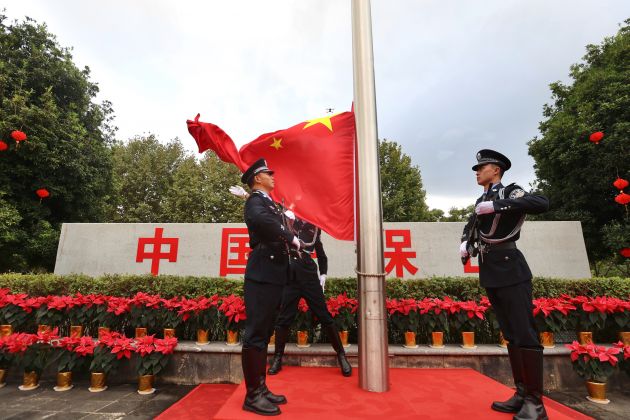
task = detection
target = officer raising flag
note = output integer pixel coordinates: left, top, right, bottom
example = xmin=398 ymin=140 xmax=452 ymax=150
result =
xmin=460 ymin=150 xmax=549 ymax=420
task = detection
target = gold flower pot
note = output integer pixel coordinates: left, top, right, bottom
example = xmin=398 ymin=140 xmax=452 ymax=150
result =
xmin=296 ymin=330 xmax=310 ymax=348
xmin=404 ymin=331 xmax=418 ymax=349
xmin=461 ymin=331 xmax=476 ymax=349
xmin=135 ymin=327 xmax=147 ymax=338
xmin=37 ymin=324 xmax=51 ymax=334
xmin=196 ymin=329 xmax=209 ymax=345
xmin=578 ymin=331 xmax=593 ymax=345
xmin=0 ymin=324 xmax=12 ymax=337
xmin=269 ymin=332 xmax=276 ymax=346
xmin=54 ymin=371 xmax=74 ymax=392
xmin=498 ymin=332 xmax=509 ymax=348
xmin=98 ymin=327 xmax=111 ymax=340
xmin=539 ymin=332 xmax=555 ymax=348
xmin=619 ymin=331 xmax=630 ymax=346
xmin=226 ymin=330 xmax=239 ymax=346
xmin=163 ymin=328 xmax=176 ymax=338
xmin=89 ymin=372 xmax=107 ymax=392
xmin=70 ymin=325 xmax=84 ymax=338
xmin=137 ymin=374 xmax=156 ymax=395
xmin=0 ymin=368 xmax=7 ymax=389
xmin=586 ymin=381 xmax=609 ymax=404
xmin=339 ymin=330 xmax=350 ymax=348
xmin=430 ymin=331 xmax=444 ymax=348
xmin=19 ymin=371 xmax=39 ymax=391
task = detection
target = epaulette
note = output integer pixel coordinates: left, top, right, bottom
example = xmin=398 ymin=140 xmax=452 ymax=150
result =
xmin=501 ymin=183 xmax=526 ymax=199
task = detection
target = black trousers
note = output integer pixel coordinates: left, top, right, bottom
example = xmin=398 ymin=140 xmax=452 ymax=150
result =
xmin=242 ymin=279 xmax=284 ymax=350
xmin=485 ymin=281 xmax=542 ymax=349
xmin=276 ymin=258 xmax=334 ymax=328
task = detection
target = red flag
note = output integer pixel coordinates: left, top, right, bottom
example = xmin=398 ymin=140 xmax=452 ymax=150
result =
xmin=187 ymin=112 xmax=355 ymax=241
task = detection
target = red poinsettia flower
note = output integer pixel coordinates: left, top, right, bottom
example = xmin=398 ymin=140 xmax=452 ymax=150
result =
xmin=135 ymin=335 xmax=156 ymax=356
xmin=74 ymin=336 xmax=96 ymax=356
xmin=11 ymin=130 xmax=27 ymax=142
xmin=297 ymin=298 xmax=309 ymax=313
xmin=107 ymin=296 xmax=131 ymax=315
xmin=155 ymin=337 xmax=178 ymax=355
xmin=111 ymin=335 xmax=134 ymax=359
xmin=37 ymin=327 xmax=59 ymax=343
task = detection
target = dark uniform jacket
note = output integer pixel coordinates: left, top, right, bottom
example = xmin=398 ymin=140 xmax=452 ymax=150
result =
xmin=461 ymin=182 xmax=549 ymax=288
xmin=290 ymin=219 xmax=328 ymax=280
xmin=244 ymin=190 xmax=294 ymax=285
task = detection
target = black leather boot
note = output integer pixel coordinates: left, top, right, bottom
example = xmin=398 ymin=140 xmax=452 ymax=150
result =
xmin=492 ymin=344 xmax=526 ymax=413
xmin=267 ymin=327 xmax=288 ymax=375
xmin=259 ymin=344 xmax=287 ymax=405
xmin=514 ymin=348 xmax=548 ymax=420
xmin=242 ymin=346 xmax=281 ymax=416
xmin=325 ymin=324 xmax=352 ymax=377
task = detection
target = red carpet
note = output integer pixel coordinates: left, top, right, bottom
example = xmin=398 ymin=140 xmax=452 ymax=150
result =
xmin=156 ymin=383 xmax=238 ymax=420
xmin=159 ymin=368 xmax=592 ymax=420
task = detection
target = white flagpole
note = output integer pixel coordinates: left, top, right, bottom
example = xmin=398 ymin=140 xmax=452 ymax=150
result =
xmin=351 ymin=0 xmax=389 ymax=392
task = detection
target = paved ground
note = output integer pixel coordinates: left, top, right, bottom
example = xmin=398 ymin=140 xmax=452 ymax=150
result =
xmin=0 ymin=379 xmax=628 ymax=419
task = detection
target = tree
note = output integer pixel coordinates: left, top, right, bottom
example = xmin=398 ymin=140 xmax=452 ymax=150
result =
xmin=106 ymin=136 xmax=243 ymax=223
xmin=0 ymin=15 xmax=114 ymax=272
xmin=528 ymin=20 xmax=629 ymax=262
xmin=441 ymin=205 xmax=475 ymax=222
xmin=379 ymin=138 xmax=433 ymax=222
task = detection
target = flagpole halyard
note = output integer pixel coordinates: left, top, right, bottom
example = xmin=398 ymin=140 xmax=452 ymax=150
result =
xmin=351 ymin=0 xmax=390 ymax=392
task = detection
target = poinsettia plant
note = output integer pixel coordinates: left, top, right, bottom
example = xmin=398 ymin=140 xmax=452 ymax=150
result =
xmin=102 ymin=296 xmax=130 ymax=329
xmin=387 ymin=298 xmax=420 ymax=334
xmin=326 ymin=293 xmax=358 ymax=332
xmin=295 ymin=298 xmax=312 ymax=331
xmin=451 ymin=300 xmax=488 ymax=332
xmin=532 ymin=298 xmax=576 ymax=333
xmin=1 ymin=291 xmax=42 ymax=331
xmin=35 ymin=295 xmax=68 ymax=327
xmin=53 ymin=335 xmax=95 ymax=372
xmin=565 ymin=295 xmax=614 ymax=331
xmin=613 ymin=341 xmax=630 ymax=377
xmin=134 ymin=335 xmax=178 ymax=376
xmin=418 ymin=298 xmax=450 ymax=333
xmin=129 ymin=292 xmax=162 ymax=330
xmin=565 ymin=341 xmax=621 ymax=383
xmin=68 ymin=293 xmax=94 ymax=327
xmin=0 ymin=335 xmax=13 ymax=369
xmin=7 ymin=328 xmax=58 ymax=374
xmin=218 ymin=295 xmax=246 ymax=331
xmin=608 ymin=298 xmax=630 ymax=331
xmin=90 ymin=331 xmax=133 ymax=374
xmin=158 ymin=297 xmax=184 ymax=329
xmin=179 ymin=295 xmax=220 ymax=333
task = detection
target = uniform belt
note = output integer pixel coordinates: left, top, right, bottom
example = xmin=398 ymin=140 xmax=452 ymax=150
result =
xmin=256 ymin=242 xmax=287 ymax=254
xmin=481 ymin=241 xmax=516 ymax=252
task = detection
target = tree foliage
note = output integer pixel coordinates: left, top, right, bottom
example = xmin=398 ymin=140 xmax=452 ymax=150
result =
xmin=0 ymin=15 xmax=114 ymax=272
xmin=105 ymin=135 xmax=243 ymax=223
xmin=379 ymin=138 xmax=434 ymax=222
xmin=528 ymin=20 xmax=630 ymax=261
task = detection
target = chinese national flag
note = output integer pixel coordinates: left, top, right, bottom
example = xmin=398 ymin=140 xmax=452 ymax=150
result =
xmin=186 ymin=112 xmax=355 ymax=241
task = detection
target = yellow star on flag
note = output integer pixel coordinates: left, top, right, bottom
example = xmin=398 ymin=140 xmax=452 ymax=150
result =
xmin=303 ymin=113 xmax=339 ymax=132
xmin=270 ymin=137 xmax=283 ymax=150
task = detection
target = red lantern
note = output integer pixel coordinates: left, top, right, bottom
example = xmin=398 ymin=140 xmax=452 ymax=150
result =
xmin=620 ymin=248 xmax=630 ymax=258
xmin=36 ymin=188 xmax=50 ymax=199
xmin=615 ymin=192 xmax=630 ymax=205
xmin=589 ymin=131 xmax=604 ymax=144
xmin=0 ymin=141 xmax=7 ymax=151
xmin=11 ymin=130 xmax=27 ymax=142
xmin=613 ymin=178 xmax=629 ymax=191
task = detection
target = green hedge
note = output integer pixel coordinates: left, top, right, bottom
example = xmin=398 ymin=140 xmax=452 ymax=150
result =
xmin=1 ymin=274 xmax=628 ymax=299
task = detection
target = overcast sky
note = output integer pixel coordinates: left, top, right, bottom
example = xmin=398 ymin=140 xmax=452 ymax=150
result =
xmin=3 ymin=1 xmax=628 ymax=212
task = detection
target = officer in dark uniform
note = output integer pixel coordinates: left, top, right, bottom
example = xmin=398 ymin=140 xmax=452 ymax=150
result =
xmin=460 ymin=150 xmax=549 ymax=420
xmin=240 ymin=158 xmax=302 ymax=416
xmin=267 ymin=217 xmax=352 ymax=377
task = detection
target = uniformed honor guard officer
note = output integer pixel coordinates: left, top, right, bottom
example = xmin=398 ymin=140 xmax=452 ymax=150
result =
xmin=460 ymin=150 xmax=549 ymax=420
xmin=267 ymin=217 xmax=352 ymax=378
xmin=240 ymin=158 xmax=302 ymax=416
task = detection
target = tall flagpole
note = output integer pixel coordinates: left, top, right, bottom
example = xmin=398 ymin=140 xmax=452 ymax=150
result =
xmin=351 ymin=0 xmax=389 ymax=392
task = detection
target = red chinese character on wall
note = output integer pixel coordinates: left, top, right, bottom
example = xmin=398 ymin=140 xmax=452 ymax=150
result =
xmin=464 ymin=257 xmax=480 ymax=273
xmin=136 ymin=227 xmax=179 ymax=276
xmin=220 ymin=228 xmax=250 ymax=276
xmin=384 ymin=229 xmax=418 ymax=277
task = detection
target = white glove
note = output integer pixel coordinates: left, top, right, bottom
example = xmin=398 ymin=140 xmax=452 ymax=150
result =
xmin=229 ymin=185 xmax=249 ymax=199
xmin=291 ymin=236 xmax=301 ymax=250
xmin=319 ymin=274 xmax=327 ymax=290
xmin=460 ymin=241 xmax=469 ymax=258
xmin=284 ymin=210 xmax=295 ymax=220
xmin=475 ymin=201 xmax=495 ymax=215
